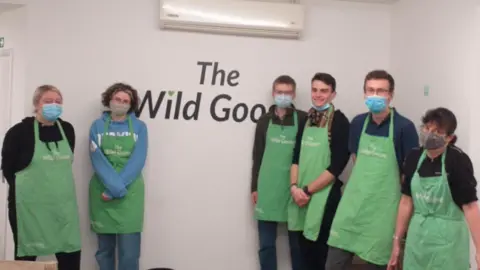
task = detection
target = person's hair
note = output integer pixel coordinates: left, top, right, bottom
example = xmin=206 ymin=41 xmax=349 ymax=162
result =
xmin=311 ymin=72 xmax=336 ymax=92
xmin=101 ymin=82 xmax=140 ymax=114
xmin=363 ymin=70 xmax=395 ymax=92
xmin=272 ymin=75 xmax=296 ymax=92
xmin=422 ymin=107 xmax=458 ymax=145
xmin=32 ymin=85 xmax=62 ymax=112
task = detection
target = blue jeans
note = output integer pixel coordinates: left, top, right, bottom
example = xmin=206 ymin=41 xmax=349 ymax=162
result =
xmin=95 ymin=233 xmax=141 ymax=270
xmin=258 ymin=221 xmax=303 ymax=270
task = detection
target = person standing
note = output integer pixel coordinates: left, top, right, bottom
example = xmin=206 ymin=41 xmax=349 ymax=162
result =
xmin=89 ymin=83 xmax=148 ymax=270
xmin=288 ymin=73 xmax=350 ymax=270
xmin=252 ymin=75 xmax=307 ymax=270
xmin=326 ymin=70 xmax=419 ymax=270
xmin=1 ymin=85 xmax=81 ymax=270
xmin=387 ymin=108 xmax=480 ymax=270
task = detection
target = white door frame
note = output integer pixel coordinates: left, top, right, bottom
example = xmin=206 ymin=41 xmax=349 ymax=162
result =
xmin=0 ymin=48 xmax=15 ymax=260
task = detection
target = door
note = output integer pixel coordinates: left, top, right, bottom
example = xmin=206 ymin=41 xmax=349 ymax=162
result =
xmin=0 ymin=49 xmax=14 ymax=260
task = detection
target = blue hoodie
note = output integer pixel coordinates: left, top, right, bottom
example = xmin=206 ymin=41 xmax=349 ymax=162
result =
xmin=89 ymin=112 xmax=148 ymax=198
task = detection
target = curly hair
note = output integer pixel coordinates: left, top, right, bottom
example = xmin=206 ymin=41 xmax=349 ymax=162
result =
xmin=101 ymin=82 xmax=140 ymax=115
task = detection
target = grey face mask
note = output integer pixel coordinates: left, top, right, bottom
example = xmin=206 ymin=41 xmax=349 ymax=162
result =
xmin=109 ymin=101 xmax=130 ymax=116
xmin=420 ymin=130 xmax=447 ymax=150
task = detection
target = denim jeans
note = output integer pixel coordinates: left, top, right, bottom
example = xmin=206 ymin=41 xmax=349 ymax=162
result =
xmin=258 ymin=221 xmax=303 ymax=270
xmin=95 ymin=233 xmax=141 ymax=270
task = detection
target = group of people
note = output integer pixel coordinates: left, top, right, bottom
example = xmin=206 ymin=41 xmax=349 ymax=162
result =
xmin=1 ymin=83 xmax=147 ymax=270
xmin=252 ymin=70 xmax=480 ymax=270
xmin=1 ymin=70 xmax=479 ymax=270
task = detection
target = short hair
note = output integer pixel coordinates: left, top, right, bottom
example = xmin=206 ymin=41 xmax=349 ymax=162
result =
xmin=272 ymin=75 xmax=296 ymax=92
xmin=422 ymin=107 xmax=458 ymax=144
xmin=101 ymin=83 xmax=140 ymax=114
xmin=311 ymin=73 xmax=336 ymax=92
xmin=364 ymin=70 xmax=395 ymax=92
xmin=32 ymin=85 xmax=62 ymax=112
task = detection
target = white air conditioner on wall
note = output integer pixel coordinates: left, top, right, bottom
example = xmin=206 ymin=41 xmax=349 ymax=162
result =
xmin=159 ymin=0 xmax=306 ymax=39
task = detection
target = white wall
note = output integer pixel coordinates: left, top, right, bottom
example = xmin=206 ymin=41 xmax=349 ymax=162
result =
xmin=0 ymin=5 xmax=26 ymax=261
xmin=0 ymin=6 xmax=26 ymax=124
xmin=390 ymin=0 xmax=478 ymax=151
xmin=391 ymin=0 xmax=480 ymax=267
xmin=0 ymin=0 xmax=392 ymax=269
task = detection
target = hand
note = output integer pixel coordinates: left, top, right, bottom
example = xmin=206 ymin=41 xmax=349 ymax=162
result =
xmin=296 ymin=189 xmax=310 ymax=207
xmin=251 ymin=192 xmax=258 ymax=204
xmin=291 ymin=187 xmax=309 ymax=207
xmin=476 ymin=252 xmax=480 ymax=270
xmin=387 ymin=241 xmax=401 ymax=270
xmin=102 ymin=192 xmax=112 ymax=201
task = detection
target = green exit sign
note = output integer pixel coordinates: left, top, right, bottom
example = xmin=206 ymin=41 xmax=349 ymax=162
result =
xmin=0 ymin=37 xmax=4 ymax=48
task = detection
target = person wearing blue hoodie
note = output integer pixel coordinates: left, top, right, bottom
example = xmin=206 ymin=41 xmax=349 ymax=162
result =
xmin=89 ymin=83 xmax=148 ymax=270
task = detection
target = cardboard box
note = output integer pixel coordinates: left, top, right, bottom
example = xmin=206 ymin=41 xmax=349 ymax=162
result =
xmin=0 ymin=261 xmax=57 ymax=270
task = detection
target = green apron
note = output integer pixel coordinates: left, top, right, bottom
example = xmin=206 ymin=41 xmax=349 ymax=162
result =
xmin=287 ymin=107 xmax=333 ymax=241
xmin=403 ymin=150 xmax=469 ymax=269
xmin=89 ymin=116 xmax=145 ymax=234
xmin=255 ymin=111 xmax=298 ymax=222
xmin=15 ymin=120 xmax=81 ymax=257
xmin=328 ymin=111 xmax=400 ymax=265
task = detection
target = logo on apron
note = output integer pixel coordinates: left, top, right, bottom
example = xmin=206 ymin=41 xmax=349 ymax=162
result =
xmin=301 ymin=136 xmax=321 ymax=147
xmin=270 ymin=134 xmax=295 ymax=144
xmin=359 ymin=143 xmax=387 ymax=158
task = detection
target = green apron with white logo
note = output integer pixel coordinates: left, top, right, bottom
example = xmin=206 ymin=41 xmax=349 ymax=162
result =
xmin=403 ymin=151 xmax=469 ymax=270
xmin=89 ymin=116 xmax=145 ymax=233
xmin=255 ymin=111 xmax=298 ymax=222
xmin=328 ymin=111 xmax=400 ymax=265
xmin=15 ymin=120 xmax=81 ymax=257
xmin=288 ymin=107 xmax=333 ymax=241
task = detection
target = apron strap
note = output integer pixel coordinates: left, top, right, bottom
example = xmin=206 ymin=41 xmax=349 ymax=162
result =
xmin=103 ymin=114 xmax=135 ymax=142
xmin=360 ymin=107 xmax=395 ymax=142
xmin=416 ymin=149 xmax=447 ymax=171
xmin=56 ymin=120 xmax=68 ymax=141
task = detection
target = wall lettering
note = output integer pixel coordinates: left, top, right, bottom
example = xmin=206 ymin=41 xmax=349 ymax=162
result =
xmin=137 ymin=61 xmax=266 ymax=123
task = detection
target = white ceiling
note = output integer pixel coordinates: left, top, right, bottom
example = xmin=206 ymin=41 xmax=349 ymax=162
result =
xmin=0 ymin=3 xmax=22 ymax=14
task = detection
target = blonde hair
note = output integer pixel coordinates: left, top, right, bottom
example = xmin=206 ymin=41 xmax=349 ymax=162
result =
xmin=33 ymin=85 xmax=62 ymax=112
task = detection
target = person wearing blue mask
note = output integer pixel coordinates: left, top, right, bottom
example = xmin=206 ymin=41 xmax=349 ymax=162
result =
xmin=89 ymin=83 xmax=148 ymax=270
xmin=288 ymin=73 xmax=350 ymax=270
xmin=1 ymin=85 xmax=81 ymax=270
xmin=251 ymin=75 xmax=307 ymax=270
xmin=326 ymin=70 xmax=419 ymax=270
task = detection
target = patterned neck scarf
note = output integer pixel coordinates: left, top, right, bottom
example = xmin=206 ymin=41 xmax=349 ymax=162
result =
xmin=308 ymin=103 xmax=335 ymax=127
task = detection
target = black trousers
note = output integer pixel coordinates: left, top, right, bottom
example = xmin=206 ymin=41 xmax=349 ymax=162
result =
xmin=7 ymin=201 xmax=81 ymax=270
xmin=298 ymin=181 xmax=342 ymax=270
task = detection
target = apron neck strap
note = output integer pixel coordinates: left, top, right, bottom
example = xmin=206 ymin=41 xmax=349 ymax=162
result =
xmin=417 ymin=149 xmax=447 ymax=171
xmin=361 ymin=107 xmax=394 ymax=137
xmin=104 ymin=114 xmax=135 ymax=139
xmin=34 ymin=119 xmax=65 ymax=141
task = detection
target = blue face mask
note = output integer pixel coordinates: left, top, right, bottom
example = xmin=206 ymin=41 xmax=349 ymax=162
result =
xmin=312 ymin=102 xmax=330 ymax=112
xmin=365 ymin=95 xmax=387 ymax=114
xmin=42 ymin=103 xmax=63 ymax=122
xmin=274 ymin=94 xmax=293 ymax=108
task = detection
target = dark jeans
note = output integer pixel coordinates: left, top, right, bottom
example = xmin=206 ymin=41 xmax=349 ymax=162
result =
xmin=299 ymin=181 xmax=342 ymax=270
xmin=258 ymin=220 xmax=303 ymax=270
xmin=8 ymin=202 xmax=81 ymax=270
xmin=325 ymin=247 xmax=387 ymax=270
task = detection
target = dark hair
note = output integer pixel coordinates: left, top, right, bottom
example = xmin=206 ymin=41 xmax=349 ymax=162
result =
xmin=101 ymin=83 xmax=140 ymax=115
xmin=422 ymin=107 xmax=458 ymax=144
xmin=364 ymin=70 xmax=395 ymax=92
xmin=272 ymin=75 xmax=296 ymax=92
xmin=311 ymin=73 xmax=336 ymax=92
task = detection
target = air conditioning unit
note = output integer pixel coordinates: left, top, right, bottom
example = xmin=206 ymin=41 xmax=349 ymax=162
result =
xmin=159 ymin=0 xmax=306 ymax=39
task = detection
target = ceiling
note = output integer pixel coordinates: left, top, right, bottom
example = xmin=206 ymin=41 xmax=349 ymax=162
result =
xmin=0 ymin=3 xmax=22 ymax=14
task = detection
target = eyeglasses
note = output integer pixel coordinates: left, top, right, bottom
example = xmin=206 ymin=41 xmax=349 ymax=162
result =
xmin=112 ymin=97 xmax=130 ymax=105
xmin=365 ymin=88 xmax=390 ymax=95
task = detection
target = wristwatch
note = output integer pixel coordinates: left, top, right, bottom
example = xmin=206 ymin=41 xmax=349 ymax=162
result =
xmin=302 ymin=186 xmax=312 ymax=196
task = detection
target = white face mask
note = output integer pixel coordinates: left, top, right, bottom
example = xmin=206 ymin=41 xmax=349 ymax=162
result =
xmin=109 ymin=101 xmax=130 ymax=116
